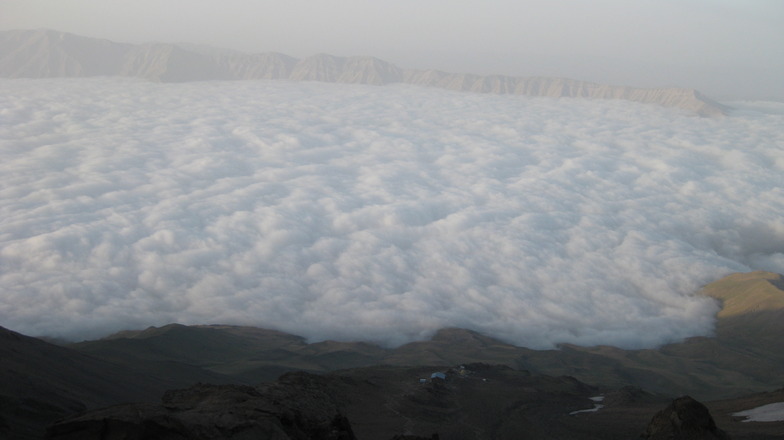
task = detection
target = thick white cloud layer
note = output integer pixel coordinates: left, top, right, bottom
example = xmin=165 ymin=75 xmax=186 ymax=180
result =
xmin=1 ymin=78 xmax=783 ymax=348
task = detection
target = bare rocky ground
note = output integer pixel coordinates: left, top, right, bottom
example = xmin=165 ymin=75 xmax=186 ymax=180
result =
xmin=3 ymin=271 xmax=784 ymax=439
xmin=44 ymin=365 xmax=784 ymax=439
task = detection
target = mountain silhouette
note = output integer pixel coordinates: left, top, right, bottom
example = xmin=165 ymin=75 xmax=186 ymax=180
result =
xmin=1 ymin=29 xmax=729 ymax=116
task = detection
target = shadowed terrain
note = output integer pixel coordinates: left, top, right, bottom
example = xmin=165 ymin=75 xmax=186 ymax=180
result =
xmin=2 ymin=271 xmax=784 ymax=438
xmin=68 ymin=271 xmax=784 ymax=401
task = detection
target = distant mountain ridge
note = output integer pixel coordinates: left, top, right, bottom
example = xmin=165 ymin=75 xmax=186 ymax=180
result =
xmin=0 ymin=29 xmax=729 ymax=116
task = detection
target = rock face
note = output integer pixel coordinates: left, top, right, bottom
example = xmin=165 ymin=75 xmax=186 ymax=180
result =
xmin=642 ymin=396 xmax=730 ymax=440
xmin=46 ymin=379 xmax=357 ymax=440
xmin=44 ymin=364 xmax=618 ymax=440
xmin=0 ymin=29 xmax=729 ymax=116
xmin=0 ymin=325 xmax=230 ymax=440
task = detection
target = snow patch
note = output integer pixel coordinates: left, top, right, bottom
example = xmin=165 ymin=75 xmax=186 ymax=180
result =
xmin=570 ymin=396 xmax=605 ymax=415
xmin=733 ymin=402 xmax=784 ymax=422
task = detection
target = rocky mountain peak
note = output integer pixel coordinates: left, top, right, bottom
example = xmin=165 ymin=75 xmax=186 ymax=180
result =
xmin=0 ymin=29 xmax=730 ymax=115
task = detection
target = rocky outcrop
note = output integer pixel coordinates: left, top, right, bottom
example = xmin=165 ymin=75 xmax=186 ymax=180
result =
xmin=217 ymin=52 xmax=297 ymax=80
xmin=0 ymin=29 xmax=729 ymax=116
xmin=390 ymin=435 xmax=440 ymax=440
xmin=641 ymin=396 xmax=730 ymax=440
xmin=0 ymin=325 xmax=233 ymax=440
xmin=46 ymin=381 xmax=357 ymax=440
xmin=122 ymin=43 xmax=232 ymax=81
xmin=339 ymin=56 xmax=404 ymax=85
xmin=45 ymin=364 xmax=609 ymax=440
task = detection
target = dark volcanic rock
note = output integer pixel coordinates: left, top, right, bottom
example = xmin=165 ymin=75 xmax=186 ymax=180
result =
xmin=642 ymin=396 xmax=730 ymax=440
xmin=46 ymin=381 xmax=356 ymax=440
xmin=391 ymin=435 xmax=440 ymax=440
xmin=0 ymin=325 xmax=214 ymax=439
xmin=603 ymin=386 xmax=660 ymax=407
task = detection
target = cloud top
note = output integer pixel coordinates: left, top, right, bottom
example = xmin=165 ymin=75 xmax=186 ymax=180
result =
xmin=1 ymin=78 xmax=783 ymax=348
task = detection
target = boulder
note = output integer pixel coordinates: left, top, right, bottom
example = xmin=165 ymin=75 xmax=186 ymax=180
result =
xmin=642 ymin=395 xmax=730 ymax=440
xmin=46 ymin=380 xmax=356 ymax=440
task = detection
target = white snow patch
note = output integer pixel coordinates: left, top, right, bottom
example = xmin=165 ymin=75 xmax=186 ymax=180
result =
xmin=733 ymin=402 xmax=784 ymax=422
xmin=570 ymin=396 xmax=605 ymax=415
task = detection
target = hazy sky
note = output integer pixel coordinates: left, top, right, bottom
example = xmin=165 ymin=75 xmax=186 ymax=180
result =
xmin=2 ymin=0 xmax=783 ymax=100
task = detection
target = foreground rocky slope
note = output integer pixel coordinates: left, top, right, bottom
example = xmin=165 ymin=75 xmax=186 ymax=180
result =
xmin=0 ymin=326 xmax=237 ymax=439
xmin=45 ymin=367 xmax=784 ymax=439
xmin=68 ymin=272 xmax=784 ymax=401
xmin=3 ymin=271 xmax=784 ymax=438
xmin=47 ymin=380 xmax=356 ymax=440
xmin=45 ymin=366 xmax=661 ymax=440
xmin=0 ymin=29 xmax=728 ymax=116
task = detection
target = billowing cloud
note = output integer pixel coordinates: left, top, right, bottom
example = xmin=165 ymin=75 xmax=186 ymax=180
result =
xmin=1 ymin=78 xmax=782 ymax=348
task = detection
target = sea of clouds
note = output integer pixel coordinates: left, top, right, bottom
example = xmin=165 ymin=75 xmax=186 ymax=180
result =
xmin=1 ymin=78 xmax=783 ymax=349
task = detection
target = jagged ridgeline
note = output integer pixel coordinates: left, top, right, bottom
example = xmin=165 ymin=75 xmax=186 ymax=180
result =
xmin=0 ymin=29 xmax=728 ymax=116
